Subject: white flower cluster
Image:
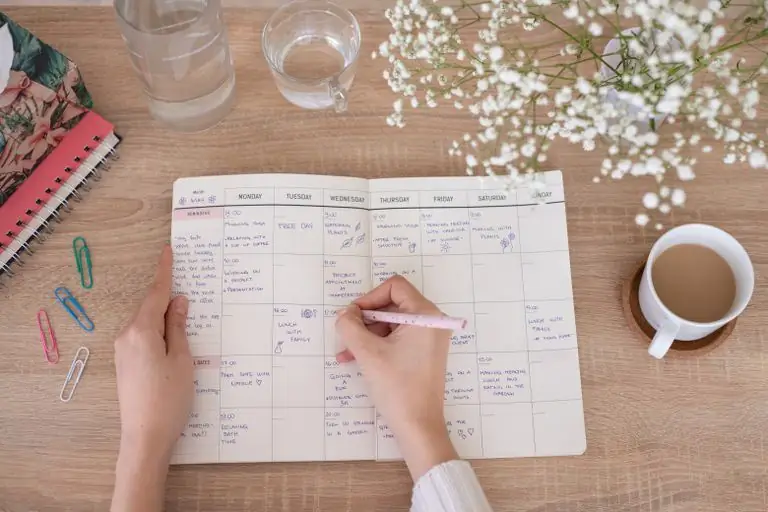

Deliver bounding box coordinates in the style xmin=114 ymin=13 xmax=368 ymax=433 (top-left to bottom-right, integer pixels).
xmin=375 ymin=0 xmax=768 ymax=226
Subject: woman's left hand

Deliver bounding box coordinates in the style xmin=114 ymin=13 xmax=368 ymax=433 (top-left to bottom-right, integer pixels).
xmin=114 ymin=244 xmax=193 ymax=460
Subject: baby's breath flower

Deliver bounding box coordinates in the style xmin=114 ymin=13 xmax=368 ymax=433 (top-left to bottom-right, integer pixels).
xmin=749 ymin=150 xmax=767 ymax=169
xmin=377 ymin=0 xmax=767 ymax=227
xmin=670 ymin=189 xmax=686 ymax=206
xmin=643 ymin=192 xmax=660 ymax=209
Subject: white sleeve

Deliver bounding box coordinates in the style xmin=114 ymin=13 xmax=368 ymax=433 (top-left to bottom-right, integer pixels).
xmin=410 ymin=460 xmax=493 ymax=512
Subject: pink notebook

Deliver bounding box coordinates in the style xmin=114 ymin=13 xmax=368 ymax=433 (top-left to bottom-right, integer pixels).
xmin=0 ymin=13 xmax=120 ymax=283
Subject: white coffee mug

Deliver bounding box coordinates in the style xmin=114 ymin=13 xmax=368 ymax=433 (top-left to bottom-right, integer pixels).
xmin=640 ymin=224 xmax=754 ymax=359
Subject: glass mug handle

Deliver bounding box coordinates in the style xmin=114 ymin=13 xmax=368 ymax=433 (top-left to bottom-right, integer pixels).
xmin=329 ymin=78 xmax=348 ymax=113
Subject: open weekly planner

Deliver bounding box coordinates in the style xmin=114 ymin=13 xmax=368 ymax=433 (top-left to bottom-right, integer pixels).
xmin=170 ymin=171 xmax=586 ymax=464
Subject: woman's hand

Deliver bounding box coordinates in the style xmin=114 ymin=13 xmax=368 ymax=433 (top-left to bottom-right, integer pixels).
xmin=335 ymin=275 xmax=458 ymax=481
xmin=112 ymin=245 xmax=193 ymax=512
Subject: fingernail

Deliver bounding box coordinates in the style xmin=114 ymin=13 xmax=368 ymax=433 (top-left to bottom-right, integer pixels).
xmin=336 ymin=350 xmax=355 ymax=363
xmin=174 ymin=295 xmax=189 ymax=314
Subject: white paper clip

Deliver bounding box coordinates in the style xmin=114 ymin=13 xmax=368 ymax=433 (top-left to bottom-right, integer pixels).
xmin=60 ymin=346 xmax=89 ymax=402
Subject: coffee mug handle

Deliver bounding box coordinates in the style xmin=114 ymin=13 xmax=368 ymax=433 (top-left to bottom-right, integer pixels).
xmin=648 ymin=321 xmax=680 ymax=359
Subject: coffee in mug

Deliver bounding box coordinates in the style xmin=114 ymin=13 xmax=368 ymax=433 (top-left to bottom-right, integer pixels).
xmin=639 ymin=224 xmax=754 ymax=359
xmin=651 ymin=244 xmax=736 ymax=323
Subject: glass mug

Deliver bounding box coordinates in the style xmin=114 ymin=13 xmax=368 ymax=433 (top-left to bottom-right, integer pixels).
xmin=114 ymin=0 xmax=237 ymax=132
xmin=262 ymin=0 xmax=361 ymax=112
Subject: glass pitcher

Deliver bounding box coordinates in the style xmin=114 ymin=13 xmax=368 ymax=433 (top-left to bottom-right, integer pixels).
xmin=114 ymin=0 xmax=237 ymax=132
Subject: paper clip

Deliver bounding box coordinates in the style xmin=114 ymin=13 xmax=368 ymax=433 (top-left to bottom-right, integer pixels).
xmin=60 ymin=346 xmax=89 ymax=403
xmin=54 ymin=286 xmax=94 ymax=332
xmin=36 ymin=309 xmax=59 ymax=364
xmin=73 ymin=236 xmax=93 ymax=289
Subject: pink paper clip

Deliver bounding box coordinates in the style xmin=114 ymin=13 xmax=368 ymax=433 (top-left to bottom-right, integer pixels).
xmin=37 ymin=309 xmax=59 ymax=364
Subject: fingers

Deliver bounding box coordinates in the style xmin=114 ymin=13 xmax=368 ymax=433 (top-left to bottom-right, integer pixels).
xmin=165 ymin=295 xmax=191 ymax=357
xmin=362 ymin=321 xmax=393 ymax=338
xmin=335 ymin=321 xmax=390 ymax=363
xmin=137 ymin=244 xmax=174 ymax=330
xmin=355 ymin=275 xmax=438 ymax=314
xmin=335 ymin=304 xmax=383 ymax=362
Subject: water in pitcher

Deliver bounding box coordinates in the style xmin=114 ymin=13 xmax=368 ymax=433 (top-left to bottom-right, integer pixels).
xmin=115 ymin=1 xmax=236 ymax=132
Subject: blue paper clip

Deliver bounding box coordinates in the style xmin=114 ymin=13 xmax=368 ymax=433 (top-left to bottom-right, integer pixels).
xmin=54 ymin=286 xmax=94 ymax=332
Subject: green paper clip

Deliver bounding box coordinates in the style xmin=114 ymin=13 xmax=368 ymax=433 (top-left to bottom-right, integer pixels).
xmin=73 ymin=236 xmax=93 ymax=289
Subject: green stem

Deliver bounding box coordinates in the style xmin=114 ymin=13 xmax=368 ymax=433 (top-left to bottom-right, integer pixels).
xmin=662 ymin=28 xmax=767 ymax=88
xmin=538 ymin=16 xmax=622 ymax=76
xmin=712 ymin=28 xmax=768 ymax=58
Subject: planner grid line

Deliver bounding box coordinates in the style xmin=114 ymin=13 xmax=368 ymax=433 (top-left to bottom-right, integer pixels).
xmin=463 ymin=190 xmax=485 ymax=457
xmin=212 ymin=298 xmax=575 ymax=306
xmin=189 ymin=347 xmax=580 ymax=358
xmin=321 ymin=187 xmax=327 ymax=462
xmin=211 ymin=398 xmax=585 ymax=410
xmin=219 ymin=250 xmax=569 ymax=256
xmin=517 ymin=195 xmax=538 ymax=455
xmin=271 ymin=199 xmax=276 ymax=462
xmin=175 ymin=201 xmax=565 ymax=212
xmin=369 ymin=206 xmax=380 ymax=460
xmin=218 ymin=207 xmax=224 ymax=463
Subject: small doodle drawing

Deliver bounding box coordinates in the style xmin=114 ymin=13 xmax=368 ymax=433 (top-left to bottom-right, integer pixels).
xmin=440 ymin=241 xmax=451 ymax=254
xmin=340 ymin=237 xmax=354 ymax=250
xmin=408 ymin=242 xmax=417 ymax=254
xmin=301 ymin=308 xmax=316 ymax=319
xmin=355 ymin=233 xmax=366 ymax=246
xmin=500 ymin=232 xmax=516 ymax=252
xmin=274 ymin=341 xmax=284 ymax=354
xmin=354 ymin=221 xmax=362 ymax=232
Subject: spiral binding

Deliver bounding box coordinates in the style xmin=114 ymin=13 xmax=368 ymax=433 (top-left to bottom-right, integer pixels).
xmin=0 ymin=135 xmax=122 ymax=287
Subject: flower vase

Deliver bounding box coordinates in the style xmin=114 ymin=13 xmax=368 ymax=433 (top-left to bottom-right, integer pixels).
xmin=599 ymin=28 xmax=673 ymax=137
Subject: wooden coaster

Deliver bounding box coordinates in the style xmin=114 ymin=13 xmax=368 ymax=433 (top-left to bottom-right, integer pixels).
xmin=621 ymin=258 xmax=736 ymax=356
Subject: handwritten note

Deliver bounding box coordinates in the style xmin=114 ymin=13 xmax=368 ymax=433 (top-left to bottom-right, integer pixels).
xmin=273 ymin=305 xmax=324 ymax=356
xmin=324 ymin=358 xmax=372 ymax=408
xmin=170 ymin=172 xmax=585 ymax=464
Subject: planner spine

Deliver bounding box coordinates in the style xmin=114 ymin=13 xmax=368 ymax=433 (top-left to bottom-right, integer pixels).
xmin=0 ymin=113 xmax=120 ymax=286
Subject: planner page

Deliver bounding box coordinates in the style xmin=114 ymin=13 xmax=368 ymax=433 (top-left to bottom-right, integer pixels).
xmin=169 ymin=172 xmax=586 ymax=464
xmin=369 ymin=172 xmax=585 ymax=460
xmin=170 ymin=174 xmax=372 ymax=464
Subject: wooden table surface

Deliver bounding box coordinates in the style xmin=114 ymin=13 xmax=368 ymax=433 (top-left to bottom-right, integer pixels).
xmin=1 ymin=6 xmax=767 ymax=512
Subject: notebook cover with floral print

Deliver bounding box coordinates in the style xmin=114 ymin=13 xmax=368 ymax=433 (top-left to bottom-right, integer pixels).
xmin=0 ymin=12 xmax=95 ymax=207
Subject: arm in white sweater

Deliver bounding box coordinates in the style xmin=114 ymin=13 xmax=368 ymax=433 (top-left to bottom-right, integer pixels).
xmin=411 ymin=460 xmax=493 ymax=512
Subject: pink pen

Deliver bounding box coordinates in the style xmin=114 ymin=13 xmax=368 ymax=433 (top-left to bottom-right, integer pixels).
xmin=361 ymin=310 xmax=467 ymax=331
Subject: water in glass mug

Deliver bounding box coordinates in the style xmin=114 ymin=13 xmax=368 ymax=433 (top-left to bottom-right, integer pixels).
xmin=272 ymin=33 xmax=355 ymax=109
xmin=262 ymin=0 xmax=360 ymax=111
xmin=115 ymin=0 xmax=236 ymax=132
